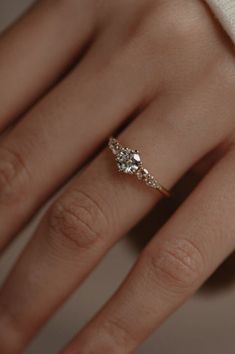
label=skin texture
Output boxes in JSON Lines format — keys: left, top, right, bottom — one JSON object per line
{"left": 0, "top": 0, "right": 234, "bottom": 353}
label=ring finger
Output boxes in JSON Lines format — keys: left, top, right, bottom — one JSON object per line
{"left": 0, "top": 74, "right": 233, "bottom": 353}
{"left": 0, "top": 27, "right": 153, "bottom": 250}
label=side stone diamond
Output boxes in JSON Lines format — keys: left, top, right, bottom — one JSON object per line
{"left": 146, "top": 175, "right": 158, "bottom": 188}
{"left": 109, "top": 138, "right": 121, "bottom": 155}
{"left": 137, "top": 168, "right": 149, "bottom": 181}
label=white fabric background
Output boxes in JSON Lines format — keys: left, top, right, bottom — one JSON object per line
{"left": 206, "top": 0, "right": 235, "bottom": 43}
{"left": 0, "top": 2, "right": 234, "bottom": 354}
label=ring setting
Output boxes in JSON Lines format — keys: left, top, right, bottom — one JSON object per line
{"left": 108, "top": 137, "right": 171, "bottom": 198}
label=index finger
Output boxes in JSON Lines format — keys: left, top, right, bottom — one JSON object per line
{"left": 0, "top": 0, "right": 96, "bottom": 130}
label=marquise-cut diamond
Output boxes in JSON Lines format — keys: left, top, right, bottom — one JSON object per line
{"left": 116, "top": 148, "right": 141, "bottom": 174}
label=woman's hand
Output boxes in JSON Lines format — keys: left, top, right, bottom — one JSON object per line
{"left": 0, "top": 0, "right": 235, "bottom": 353}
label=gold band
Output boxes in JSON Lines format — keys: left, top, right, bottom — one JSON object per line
{"left": 108, "top": 137, "right": 171, "bottom": 198}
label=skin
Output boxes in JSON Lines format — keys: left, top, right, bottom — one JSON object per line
{"left": 0, "top": 0, "right": 234, "bottom": 352}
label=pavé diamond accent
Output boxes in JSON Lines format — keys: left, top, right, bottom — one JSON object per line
{"left": 137, "top": 168, "right": 149, "bottom": 181}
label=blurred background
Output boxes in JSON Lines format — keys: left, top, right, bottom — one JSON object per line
{"left": 0, "top": 1, "right": 234, "bottom": 353}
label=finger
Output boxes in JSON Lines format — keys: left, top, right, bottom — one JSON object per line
{"left": 0, "top": 76, "right": 233, "bottom": 353}
{"left": 0, "top": 0, "right": 229, "bottom": 246}
{"left": 0, "top": 26, "right": 156, "bottom": 251}
{"left": 0, "top": 0, "right": 96, "bottom": 130}
{"left": 63, "top": 147, "right": 235, "bottom": 354}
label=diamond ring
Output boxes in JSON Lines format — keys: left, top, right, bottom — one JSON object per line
{"left": 108, "top": 137, "right": 171, "bottom": 198}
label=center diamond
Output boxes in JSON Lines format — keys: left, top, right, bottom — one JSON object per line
{"left": 116, "top": 148, "right": 141, "bottom": 174}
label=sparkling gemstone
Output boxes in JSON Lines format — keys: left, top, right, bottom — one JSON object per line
{"left": 109, "top": 138, "right": 121, "bottom": 155}
{"left": 116, "top": 148, "right": 141, "bottom": 174}
{"left": 146, "top": 175, "right": 157, "bottom": 188}
{"left": 137, "top": 168, "right": 149, "bottom": 181}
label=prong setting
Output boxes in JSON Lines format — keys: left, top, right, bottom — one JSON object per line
{"left": 108, "top": 137, "right": 171, "bottom": 198}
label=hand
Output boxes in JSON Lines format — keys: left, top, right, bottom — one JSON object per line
{"left": 0, "top": 0, "right": 235, "bottom": 353}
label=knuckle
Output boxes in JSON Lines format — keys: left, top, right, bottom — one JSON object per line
{"left": 102, "top": 316, "right": 137, "bottom": 351}
{"left": 0, "top": 146, "right": 30, "bottom": 202}
{"left": 143, "top": 238, "right": 205, "bottom": 291}
{"left": 47, "top": 189, "right": 109, "bottom": 251}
